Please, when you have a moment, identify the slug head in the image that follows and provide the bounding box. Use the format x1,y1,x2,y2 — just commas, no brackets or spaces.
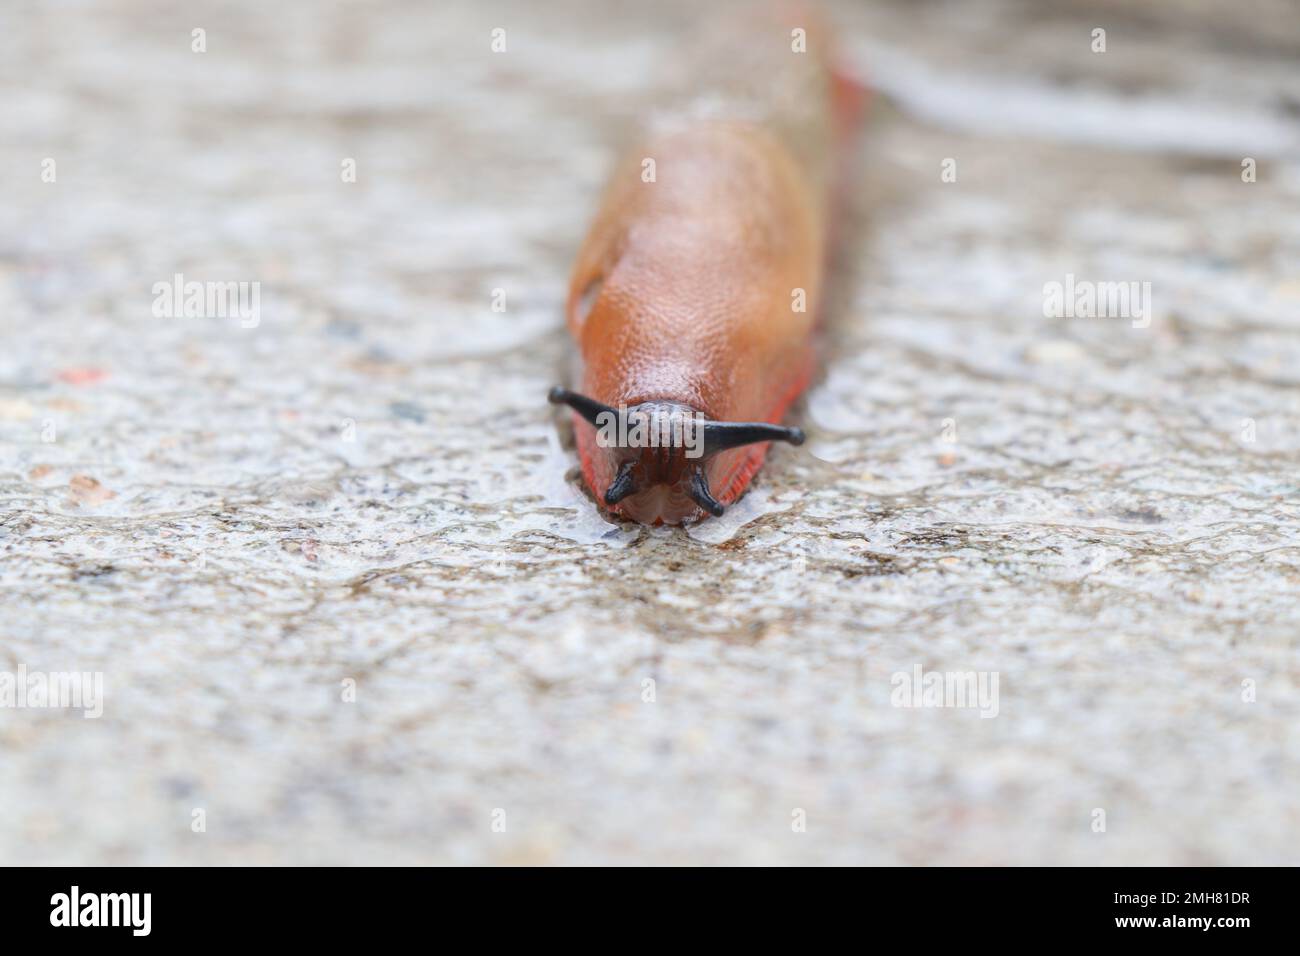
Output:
548,386,804,524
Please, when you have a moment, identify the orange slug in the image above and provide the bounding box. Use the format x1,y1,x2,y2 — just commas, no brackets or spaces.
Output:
550,5,865,524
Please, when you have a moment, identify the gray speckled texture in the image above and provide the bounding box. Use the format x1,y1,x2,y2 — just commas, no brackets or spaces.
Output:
1,0,1298,865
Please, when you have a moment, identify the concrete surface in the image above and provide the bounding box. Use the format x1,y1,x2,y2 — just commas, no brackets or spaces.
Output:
1,0,1298,864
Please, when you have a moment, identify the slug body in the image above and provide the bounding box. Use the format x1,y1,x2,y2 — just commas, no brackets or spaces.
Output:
555,7,863,524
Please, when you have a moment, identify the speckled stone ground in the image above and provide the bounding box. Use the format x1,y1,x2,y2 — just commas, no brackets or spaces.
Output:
1,0,1298,865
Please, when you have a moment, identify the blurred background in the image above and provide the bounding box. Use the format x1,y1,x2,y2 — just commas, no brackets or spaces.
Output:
1,0,1298,864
